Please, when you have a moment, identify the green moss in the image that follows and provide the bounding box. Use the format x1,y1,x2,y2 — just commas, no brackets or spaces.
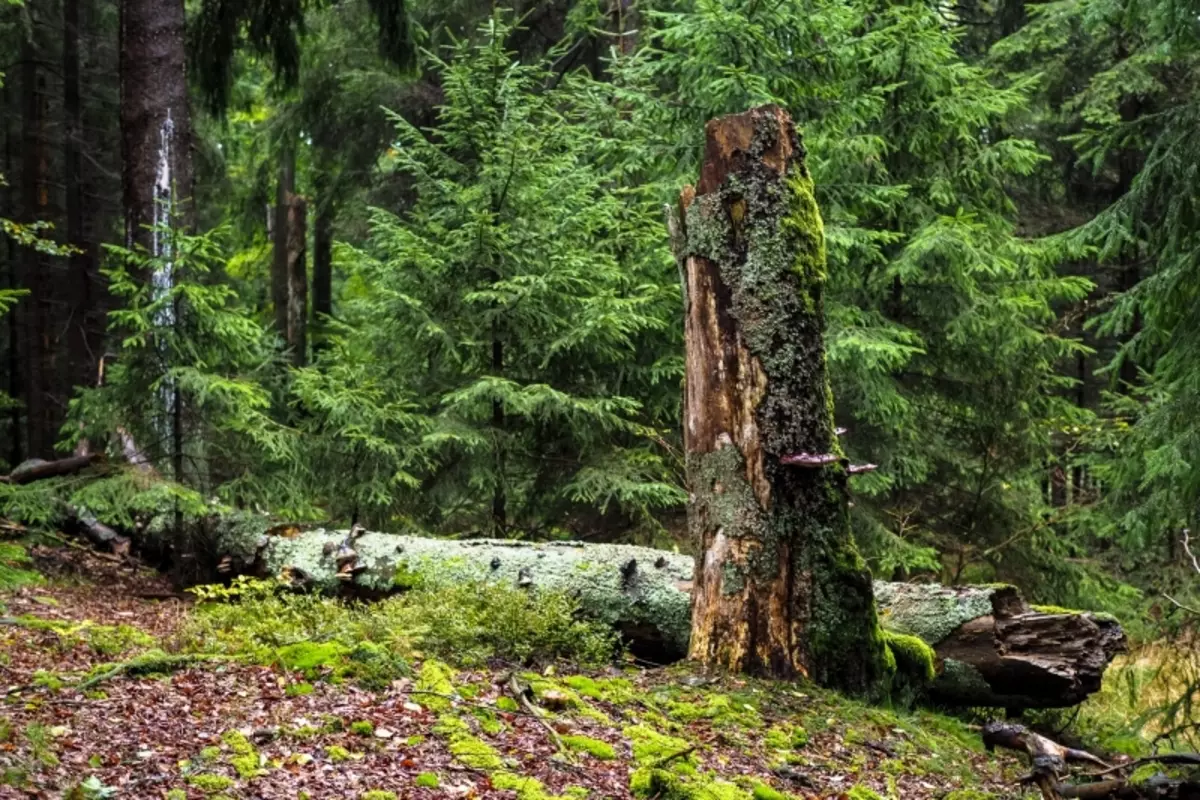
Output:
472,707,503,735
625,725,696,768
361,792,397,800
496,696,520,713
186,774,234,793
433,715,504,771
492,772,573,800
415,660,456,711
286,681,315,697
166,790,187,800
276,641,348,674
764,727,790,750
325,745,356,763
629,768,751,800
222,729,263,779
943,791,996,800
562,675,636,704
415,772,440,789
562,734,616,760
750,781,790,800
883,630,936,682
198,746,222,762
846,787,882,800
290,725,318,738
350,720,375,736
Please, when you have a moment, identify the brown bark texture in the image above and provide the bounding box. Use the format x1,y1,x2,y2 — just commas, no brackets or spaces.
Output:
679,105,886,692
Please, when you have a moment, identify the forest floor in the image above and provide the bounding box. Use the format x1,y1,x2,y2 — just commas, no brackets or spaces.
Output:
0,545,1026,800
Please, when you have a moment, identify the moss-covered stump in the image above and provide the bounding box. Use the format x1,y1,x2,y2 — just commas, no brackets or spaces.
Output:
677,104,887,692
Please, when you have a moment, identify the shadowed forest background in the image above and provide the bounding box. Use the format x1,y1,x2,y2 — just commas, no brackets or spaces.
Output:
3,0,1200,777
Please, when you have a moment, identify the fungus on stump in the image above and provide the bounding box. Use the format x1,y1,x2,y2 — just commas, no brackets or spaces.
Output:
679,105,887,692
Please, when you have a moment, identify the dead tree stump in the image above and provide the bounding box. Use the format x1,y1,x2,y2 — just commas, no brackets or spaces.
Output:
678,105,887,692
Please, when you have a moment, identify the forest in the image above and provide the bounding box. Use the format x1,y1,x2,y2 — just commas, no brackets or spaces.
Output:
1,0,1199,797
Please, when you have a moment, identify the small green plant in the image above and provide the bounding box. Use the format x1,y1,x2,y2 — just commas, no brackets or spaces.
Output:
32,669,63,692
326,745,357,762
186,773,234,793
24,723,59,767
562,734,616,760
361,792,397,800
350,720,375,736
415,772,440,788
286,681,315,697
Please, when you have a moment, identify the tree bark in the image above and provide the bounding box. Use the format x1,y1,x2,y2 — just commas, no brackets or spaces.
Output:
312,191,333,350
286,193,307,367
120,0,193,251
679,105,886,691
20,30,53,458
64,0,100,412
273,147,294,341
184,520,1124,707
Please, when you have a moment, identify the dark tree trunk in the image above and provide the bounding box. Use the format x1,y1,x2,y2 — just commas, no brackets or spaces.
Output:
64,0,99,402
20,35,53,458
273,147,294,341
119,0,193,251
312,192,333,348
286,194,307,367
679,105,886,692
3,77,22,467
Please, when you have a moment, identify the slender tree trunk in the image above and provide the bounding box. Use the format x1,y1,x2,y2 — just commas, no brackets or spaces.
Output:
285,194,307,367
312,192,333,349
679,105,886,692
273,146,294,342
64,0,98,402
608,0,638,55
20,34,52,458
2,78,20,466
492,331,506,535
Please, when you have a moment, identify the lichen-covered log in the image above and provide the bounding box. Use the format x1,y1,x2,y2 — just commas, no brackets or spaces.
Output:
208,519,1121,707
677,104,886,690
876,582,1126,708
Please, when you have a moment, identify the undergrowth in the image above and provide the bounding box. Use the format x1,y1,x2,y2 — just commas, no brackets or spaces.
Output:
175,576,617,688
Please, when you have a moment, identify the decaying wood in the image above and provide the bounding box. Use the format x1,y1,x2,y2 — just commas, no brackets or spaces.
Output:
877,582,1126,708
680,104,885,690
4,453,101,484
174,515,1122,707
983,722,1200,799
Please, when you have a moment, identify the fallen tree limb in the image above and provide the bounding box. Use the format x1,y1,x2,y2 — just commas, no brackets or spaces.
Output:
5,454,102,484
983,722,1200,799
195,522,1127,708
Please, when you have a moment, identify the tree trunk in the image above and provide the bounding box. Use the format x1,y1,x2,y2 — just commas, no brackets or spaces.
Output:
608,0,638,55
120,0,193,251
20,32,53,458
678,105,886,691
180,519,1123,707
286,193,307,367
64,0,99,408
273,147,294,342
312,192,333,350
3,75,22,467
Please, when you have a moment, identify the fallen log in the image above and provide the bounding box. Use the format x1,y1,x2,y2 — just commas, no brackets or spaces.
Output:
4,454,101,484
205,522,1124,707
